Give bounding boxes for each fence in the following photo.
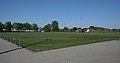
[0,35,21,47]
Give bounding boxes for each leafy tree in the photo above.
[52,20,59,32]
[13,22,18,30]
[19,23,23,30]
[89,26,95,29]
[38,27,42,32]
[13,22,23,30]
[70,27,77,32]
[24,22,32,30]
[112,29,116,31]
[5,21,12,32]
[82,28,87,33]
[94,27,106,30]
[43,24,51,32]
[63,27,69,32]
[22,23,26,30]
[0,22,3,32]
[13,22,19,30]
[32,23,38,31]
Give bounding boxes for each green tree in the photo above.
[89,26,95,29]
[22,23,26,30]
[5,21,12,32]
[82,28,87,33]
[25,22,32,30]
[38,27,42,32]
[13,22,19,30]
[0,22,3,32]
[52,20,59,32]
[13,22,23,30]
[63,27,69,32]
[70,27,77,32]
[43,24,51,32]
[19,23,23,30]
[32,23,38,31]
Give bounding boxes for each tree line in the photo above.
[0,21,38,32]
[0,21,120,33]
[0,20,81,32]
[0,20,59,32]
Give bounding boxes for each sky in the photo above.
[0,0,120,29]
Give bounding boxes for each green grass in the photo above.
[0,32,120,52]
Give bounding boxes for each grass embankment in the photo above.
[0,32,120,52]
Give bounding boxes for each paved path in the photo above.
[0,38,120,63]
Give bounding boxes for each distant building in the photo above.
[2,29,6,31]
[86,29,90,32]
[11,28,35,32]
[11,28,17,32]
[89,28,95,32]
[75,29,81,33]
[41,30,45,33]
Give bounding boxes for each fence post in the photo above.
[13,38,16,45]
[7,37,8,41]
[19,38,21,47]
[3,36,4,39]
[9,38,11,42]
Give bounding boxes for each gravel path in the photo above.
[0,38,120,63]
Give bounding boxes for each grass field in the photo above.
[0,32,120,52]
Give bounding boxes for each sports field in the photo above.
[0,32,120,52]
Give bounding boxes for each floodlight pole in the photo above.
[80,17,82,28]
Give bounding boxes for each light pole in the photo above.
[80,17,83,33]
[80,17,82,28]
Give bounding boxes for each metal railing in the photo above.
[0,35,21,47]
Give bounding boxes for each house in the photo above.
[86,29,90,32]
[75,29,81,33]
